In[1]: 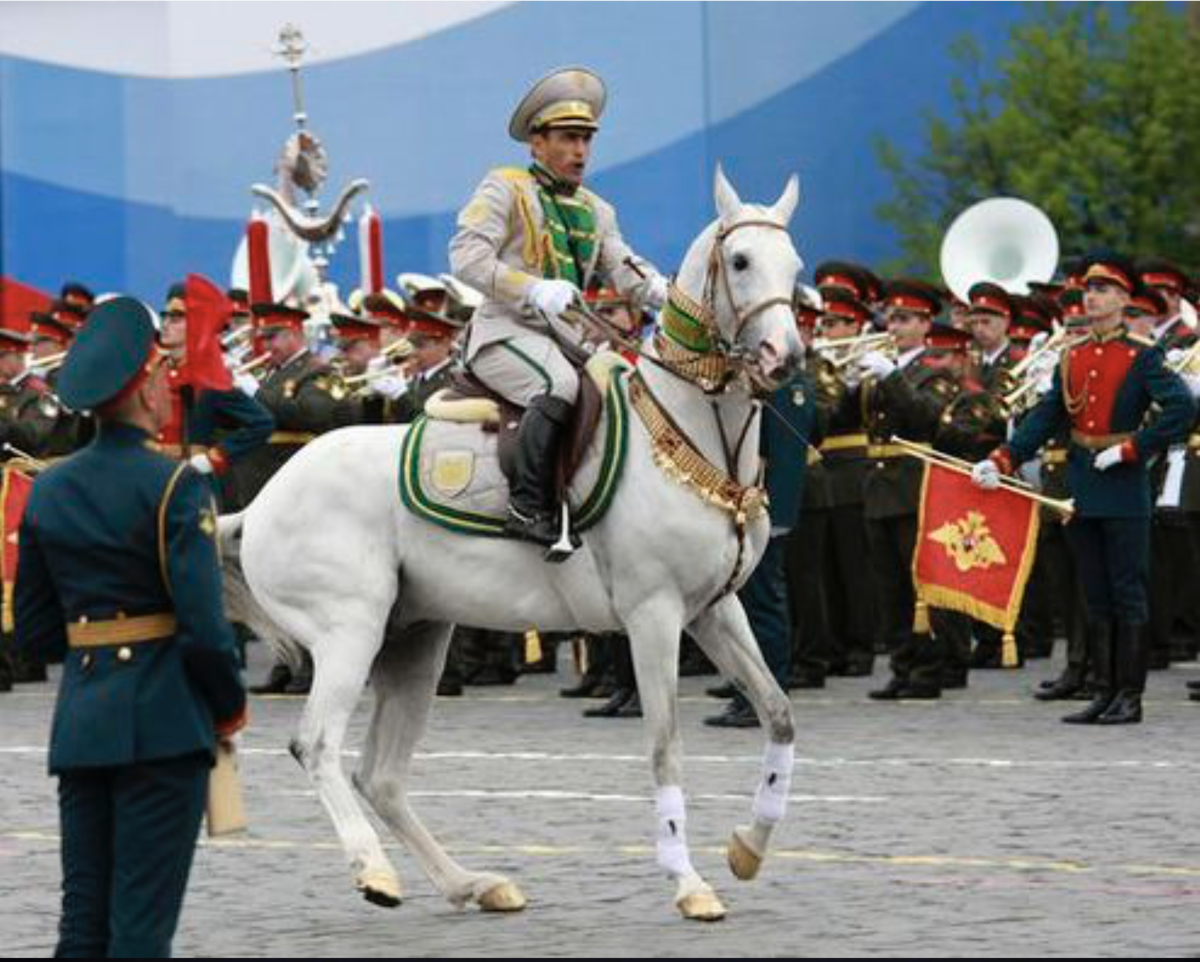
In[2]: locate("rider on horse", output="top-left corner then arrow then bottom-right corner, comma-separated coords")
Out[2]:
449,66 -> 668,551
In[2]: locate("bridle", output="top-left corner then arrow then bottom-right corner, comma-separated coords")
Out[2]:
653,217 -> 795,395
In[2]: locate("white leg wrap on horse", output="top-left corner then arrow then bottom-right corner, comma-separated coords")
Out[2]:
752,741 -> 794,824
655,786 -> 695,877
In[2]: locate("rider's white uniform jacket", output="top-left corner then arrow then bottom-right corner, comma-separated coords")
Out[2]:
448,166 -> 661,363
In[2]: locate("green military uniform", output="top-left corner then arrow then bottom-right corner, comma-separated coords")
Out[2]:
860,282 -> 960,700
235,348 -> 358,502
15,297 -> 246,957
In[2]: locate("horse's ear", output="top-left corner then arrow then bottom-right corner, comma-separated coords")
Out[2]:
713,164 -> 741,222
773,174 -> 800,225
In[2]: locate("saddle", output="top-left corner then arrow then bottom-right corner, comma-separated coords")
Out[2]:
424,352 -> 626,498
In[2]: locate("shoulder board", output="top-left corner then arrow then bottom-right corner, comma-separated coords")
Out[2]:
1125,332 -> 1155,349
494,166 -> 534,186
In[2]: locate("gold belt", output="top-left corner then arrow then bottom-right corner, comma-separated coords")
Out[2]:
1070,431 -> 1132,451
268,431 -> 317,445
1043,449 -> 1068,465
67,613 -> 177,648
1188,434 -> 1200,450
868,442 -> 927,460
819,433 -> 869,453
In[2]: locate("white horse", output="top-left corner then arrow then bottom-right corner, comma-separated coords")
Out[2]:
221,168 -> 805,922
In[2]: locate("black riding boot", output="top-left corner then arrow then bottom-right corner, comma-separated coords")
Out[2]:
1098,621 -> 1146,725
504,395 -> 573,550
1063,621 -> 1114,724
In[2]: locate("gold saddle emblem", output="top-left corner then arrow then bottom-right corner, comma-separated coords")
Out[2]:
430,450 -> 475,497
928,511 -> 1007,573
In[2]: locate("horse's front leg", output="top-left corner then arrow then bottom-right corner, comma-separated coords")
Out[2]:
623,600 -> 726,922
688,594 -> 796,883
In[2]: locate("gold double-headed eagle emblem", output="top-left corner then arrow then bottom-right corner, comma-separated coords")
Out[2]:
928,511 -> 1007,573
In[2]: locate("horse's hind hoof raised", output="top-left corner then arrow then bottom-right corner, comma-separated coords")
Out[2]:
676,884 -> 726,922
357,869 -> 403,908
727,828 -> 763,881
478,880 -> 528,913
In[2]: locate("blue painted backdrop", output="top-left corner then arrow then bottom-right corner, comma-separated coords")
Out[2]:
0,2 -> 1036,301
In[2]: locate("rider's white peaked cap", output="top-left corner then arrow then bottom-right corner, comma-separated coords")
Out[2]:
508,66 -> 606,143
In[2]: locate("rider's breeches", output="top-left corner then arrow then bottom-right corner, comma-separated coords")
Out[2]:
470,335 -> 580,408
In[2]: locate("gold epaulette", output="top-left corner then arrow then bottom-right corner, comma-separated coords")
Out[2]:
1126,332 -> 1155,349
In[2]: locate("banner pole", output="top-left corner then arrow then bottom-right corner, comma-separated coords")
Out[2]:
890,436 -> 1074,517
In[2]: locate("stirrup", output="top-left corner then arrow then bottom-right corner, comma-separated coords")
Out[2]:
544,502 -> 579,564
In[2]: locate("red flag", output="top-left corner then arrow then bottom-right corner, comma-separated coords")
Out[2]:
183,273 -> 234,391
2,466 -> 34,633
0,276 -> 53,333
912,462 -> 1041,657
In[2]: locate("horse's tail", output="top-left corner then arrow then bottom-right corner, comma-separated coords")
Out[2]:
217,511 -> 307,673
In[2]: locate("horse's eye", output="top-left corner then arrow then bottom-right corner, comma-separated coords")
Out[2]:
732,253 -> 750,272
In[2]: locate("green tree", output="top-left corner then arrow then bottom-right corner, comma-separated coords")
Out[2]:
877,2 -> 1200,279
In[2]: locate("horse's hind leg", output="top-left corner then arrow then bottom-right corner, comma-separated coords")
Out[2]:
356,620 -> 528,913
288,614 -> 403,908
688,594 -> 796,884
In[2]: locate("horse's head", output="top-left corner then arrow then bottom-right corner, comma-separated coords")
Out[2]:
671,167 -> 805,395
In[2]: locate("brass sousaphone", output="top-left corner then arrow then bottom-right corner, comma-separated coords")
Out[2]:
940,197 -> 1059,304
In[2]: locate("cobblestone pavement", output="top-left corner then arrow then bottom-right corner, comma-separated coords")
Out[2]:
4,644 -> 1200,957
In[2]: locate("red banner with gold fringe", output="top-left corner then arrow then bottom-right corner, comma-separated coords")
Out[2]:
912,462 -> 1041,643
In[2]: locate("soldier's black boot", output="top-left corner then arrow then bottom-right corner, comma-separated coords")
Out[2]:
1035,663 -> 1086,701
1097,621 -> 1145,725
1063,621 -> 1114,724
0,642 -> 13,693
504,395 -> 574,555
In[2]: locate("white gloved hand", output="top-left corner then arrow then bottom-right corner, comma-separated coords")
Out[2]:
234,372 -> 260,398
1167,348 -> 1186,369
971,459 -> 1001,490
527,279 -> 578,319
1093,444 -> 1128,472
1182,372 -> 1200,398
189,453 -> 214,475
1027,330 -> 1050,356
366,354 -> 391,374
645,274 -> 669,310
858,350 -> 896,381
371,374 -> 408,400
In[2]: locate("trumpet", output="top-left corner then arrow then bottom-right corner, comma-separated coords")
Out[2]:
233,353 -> 272,376
812,331 -> 895,369
1168,339 -> 1200,376
999,326 -> 1084,414
221,326 -> 255,349
30,350 -> 68,372
380,337 -> 414,359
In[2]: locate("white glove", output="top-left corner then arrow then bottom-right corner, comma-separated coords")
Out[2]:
1167,348 -> 1186,368
366,354 -> 391,374
1093,444 -> 1127,472
234,372 -> 260,398
1182,372 -> 1200,398
858,350 -> 896,381
370,374 -> 408,401
189,453 -> 214,475
528,279 -> 578,319
645,274 -> 669,310
971,459 -> 1001,490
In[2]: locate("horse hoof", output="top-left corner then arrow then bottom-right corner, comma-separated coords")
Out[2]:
357,870 -> 403,908
478,881 -> 527,913
727,829 -> 762,881
676,886 -> 726,922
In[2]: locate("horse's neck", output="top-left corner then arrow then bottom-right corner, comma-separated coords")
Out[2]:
639,361 -> 762,488
640,219 -> 761,486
